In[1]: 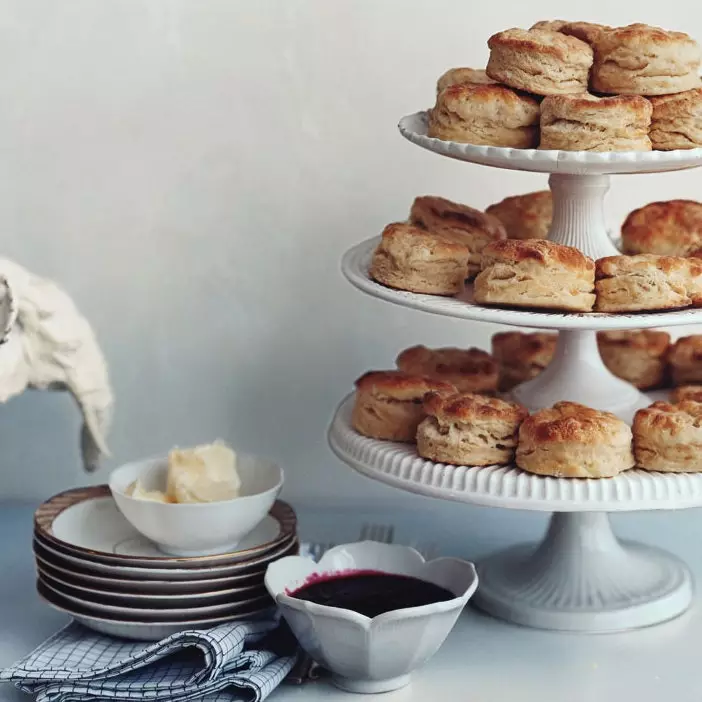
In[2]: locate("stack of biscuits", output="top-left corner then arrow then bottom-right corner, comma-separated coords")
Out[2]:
348,333 -> 702,475
429,22 -> 702,151
370,192 -> 702,314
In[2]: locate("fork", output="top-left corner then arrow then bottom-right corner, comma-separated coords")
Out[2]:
359,522 -> 395,544
412,541 -> 438,560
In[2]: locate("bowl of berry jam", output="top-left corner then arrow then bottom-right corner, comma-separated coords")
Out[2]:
265,540 -> 478,694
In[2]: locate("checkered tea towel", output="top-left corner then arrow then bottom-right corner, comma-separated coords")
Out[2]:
1,619 -> 298,702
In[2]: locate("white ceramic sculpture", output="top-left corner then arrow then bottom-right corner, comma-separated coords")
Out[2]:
0,259 -> 113,472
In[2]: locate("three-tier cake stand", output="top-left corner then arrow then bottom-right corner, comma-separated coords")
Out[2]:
328,110 -> 702,633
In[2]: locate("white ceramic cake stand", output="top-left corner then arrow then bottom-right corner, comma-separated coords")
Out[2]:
328,112 -> 702,632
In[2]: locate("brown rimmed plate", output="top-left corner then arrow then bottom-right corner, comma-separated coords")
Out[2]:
34,485 -> 296,568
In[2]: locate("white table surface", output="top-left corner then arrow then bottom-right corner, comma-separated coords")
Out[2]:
2,498 -> 702,702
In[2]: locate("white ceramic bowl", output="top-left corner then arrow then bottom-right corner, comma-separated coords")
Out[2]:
265,541 -> 478,694
109,453 -> 283,557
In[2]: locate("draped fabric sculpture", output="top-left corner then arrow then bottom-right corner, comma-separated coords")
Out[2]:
0,259 -> 113,472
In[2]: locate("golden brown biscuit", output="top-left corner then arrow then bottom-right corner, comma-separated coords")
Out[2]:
597,330 -> 671,390
370,222 -> 471,296
621,200 -> 702,257
410,196 -> 506,278
669,335 -> 702,385
633,400 -> 702,472
486,28 -> 593,96
396,345 -> 498,395
351,371 -> 455,442
436,67 -> 496,94
485,191 -> 553,240
594,254 -> 702,312
516,401 -> 635,478
474,239 -> 596,312
428,83 -> 540,148
530,20 -> 611,46
530,20 -> 568,32
591,24 -> 702,96
491,331 -> 558,391
649,89 -> 702,150
671,385 -> 702,403
417,391 -> 528,466
539,94 -> 652,151
559,22 -> 611,46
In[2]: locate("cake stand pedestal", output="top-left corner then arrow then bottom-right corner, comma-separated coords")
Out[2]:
329,111 -> 702,632
475,512 -> 691,632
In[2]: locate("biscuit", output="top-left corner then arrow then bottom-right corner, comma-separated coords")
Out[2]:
491,331 -> 558,391
591,24 -> 702,96
539,93 -> 652,151
485,190 -> 553,240
410,196 -> 506,278
668,335 -> 702,385
594,254 -> 702,312
633,400 -> 702,473
486,28 -> 593,96
417,391 -> 528,466
351,371 -> 455,442
531,20 -> 611,46
597,330 -> 671,390
370,222 -> 471,296
396,345 -> 499,394
621,200 -> 702,257
671,385 -> 702,403
474,239 -> 596,312
428,83 -> 540,148
649,89 -> 702,150
436,67 -> 496,94
516,401 -> 635,478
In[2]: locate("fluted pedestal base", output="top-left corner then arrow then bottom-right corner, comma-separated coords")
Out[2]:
473,513 -> 692,632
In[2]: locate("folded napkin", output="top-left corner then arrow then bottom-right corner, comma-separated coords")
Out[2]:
1,619 -> 298,702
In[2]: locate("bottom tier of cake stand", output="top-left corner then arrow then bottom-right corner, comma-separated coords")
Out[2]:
328,394 -> 700,632
473,512 -> 692,632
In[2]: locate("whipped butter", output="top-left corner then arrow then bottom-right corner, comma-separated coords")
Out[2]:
129,440 -> 241,504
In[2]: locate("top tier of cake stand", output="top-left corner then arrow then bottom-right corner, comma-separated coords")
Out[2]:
399,111 -> 702,175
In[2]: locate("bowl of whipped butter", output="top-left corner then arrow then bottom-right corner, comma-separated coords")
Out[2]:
109,441 -> 283,556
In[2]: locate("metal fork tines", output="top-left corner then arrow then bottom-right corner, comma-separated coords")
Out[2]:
359,522 -> 395,544
305,542 -> 336,562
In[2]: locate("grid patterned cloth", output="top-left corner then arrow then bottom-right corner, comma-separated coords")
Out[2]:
1,620 -> 298,702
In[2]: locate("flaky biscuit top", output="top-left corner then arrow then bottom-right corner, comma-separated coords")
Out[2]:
596,330 -> 671,357
481,239 -> 595,273
397,345 -> 497,377
621,200 -> 702,256
519,401 -> 630,445
355,370 -> 455,402
410,196 -> 506,242
434,83 -> 541,129
634,400 -> 702,437
423,391 -> 528,425
488,28 -> 593,66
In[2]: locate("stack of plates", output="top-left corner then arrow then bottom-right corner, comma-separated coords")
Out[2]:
33,486 -> 298,640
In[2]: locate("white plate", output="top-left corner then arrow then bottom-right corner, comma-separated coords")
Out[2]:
37,564 -> 267,607
34,532 -> 299,580
34,547 -> 265,594
39,575 -> 272,621
342,237 -> 702,331
328,392 -> 702,512
34,486 -> 296,567
398,111 -> 702,175
37,580 -> 274,641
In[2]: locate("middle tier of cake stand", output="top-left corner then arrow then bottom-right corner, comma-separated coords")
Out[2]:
342,236 -> 702,422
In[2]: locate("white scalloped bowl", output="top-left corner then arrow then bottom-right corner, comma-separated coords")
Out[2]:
265,541 -> 478,693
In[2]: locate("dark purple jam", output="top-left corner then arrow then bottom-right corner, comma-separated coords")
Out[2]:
289,570 -> 455,618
